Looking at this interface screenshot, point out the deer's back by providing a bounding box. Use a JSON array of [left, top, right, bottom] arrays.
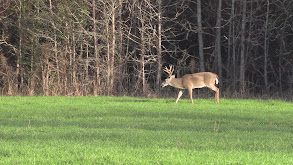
[[182, 72, 218, 88]]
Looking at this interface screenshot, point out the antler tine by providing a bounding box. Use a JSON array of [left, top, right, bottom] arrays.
[[163, 66, 169, 73], [163, 66, 169, 75], [170, 65, 174, 75], [163, 65, 174, 77]]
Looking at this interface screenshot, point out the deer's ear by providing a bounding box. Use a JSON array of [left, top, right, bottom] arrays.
[[170, 75, 175, 79]]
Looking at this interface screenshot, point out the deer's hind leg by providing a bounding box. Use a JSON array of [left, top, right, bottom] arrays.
[[208, 85, 219, 104]]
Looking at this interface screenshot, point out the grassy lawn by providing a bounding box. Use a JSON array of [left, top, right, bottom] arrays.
[[0, 96, 293, 164]]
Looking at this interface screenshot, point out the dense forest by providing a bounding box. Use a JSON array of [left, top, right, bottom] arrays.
[[0, 0, 293, 99]]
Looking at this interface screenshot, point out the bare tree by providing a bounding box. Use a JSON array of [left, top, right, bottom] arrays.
[[16, 0, 23, 93], [105, 0, 117, 95], [215, 0, 222, 89], [92, 0, 100, 96], [197, 0, 205, 72], [227, 0, 237, 91], [137, 0, 147, 93], [156, 0, 163, 92], [264, 0, 270, 92], [231, 0, 236, 92], [239, 0, 247, 93]]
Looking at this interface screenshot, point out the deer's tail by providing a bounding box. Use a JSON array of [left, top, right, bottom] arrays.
[[215, 75, 219, 85]]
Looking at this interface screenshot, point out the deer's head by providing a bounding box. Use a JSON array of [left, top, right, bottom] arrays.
[[161, 65, 175, 88]]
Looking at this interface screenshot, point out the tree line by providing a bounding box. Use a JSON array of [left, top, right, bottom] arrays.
[[0, 0, 293, 98]]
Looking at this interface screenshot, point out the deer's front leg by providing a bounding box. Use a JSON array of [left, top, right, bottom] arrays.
[[176, 90, 184, 103]]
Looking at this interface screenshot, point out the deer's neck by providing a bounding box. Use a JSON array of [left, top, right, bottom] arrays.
[[169, 78, 185, 89]]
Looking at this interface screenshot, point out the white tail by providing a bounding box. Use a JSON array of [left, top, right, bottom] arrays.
[[162, 65, 219, 104]]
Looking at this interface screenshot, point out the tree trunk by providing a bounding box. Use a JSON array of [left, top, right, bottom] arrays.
[[106, 15, 111, 95], [17, 0, 23, 94], [117, 0, 123, 95], [278, 17, 287, 93], [138, 1, 146, 94], [227, 0, 236, 91], [29, 39, 35, 96], [156, 0, 162, 93], [141, 17, 146, 93], [110, 1, 116, 95], [215, 0, 222, 89], [85, 43, 89, 95], [239, 0, 247, 93], [92, 0, 100, 96], [264, 0, 270, 92], [197, 0, 205, 72], [231, 0, 236, 92], [72, 32, 79, 96]]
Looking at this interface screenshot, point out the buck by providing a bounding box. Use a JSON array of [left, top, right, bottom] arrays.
[[161, 65, 219, 104]]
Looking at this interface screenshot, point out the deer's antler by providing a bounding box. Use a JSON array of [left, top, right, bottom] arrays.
[[163, 65, 174, 77]]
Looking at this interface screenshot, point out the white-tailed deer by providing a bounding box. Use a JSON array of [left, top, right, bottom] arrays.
[[161, 65, 219, 104]]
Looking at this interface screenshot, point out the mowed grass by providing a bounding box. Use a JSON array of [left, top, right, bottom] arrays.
[[0, 96, 293, 164]]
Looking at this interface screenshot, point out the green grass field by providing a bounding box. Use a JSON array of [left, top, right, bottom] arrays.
[[0, 96, 293, 164]]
